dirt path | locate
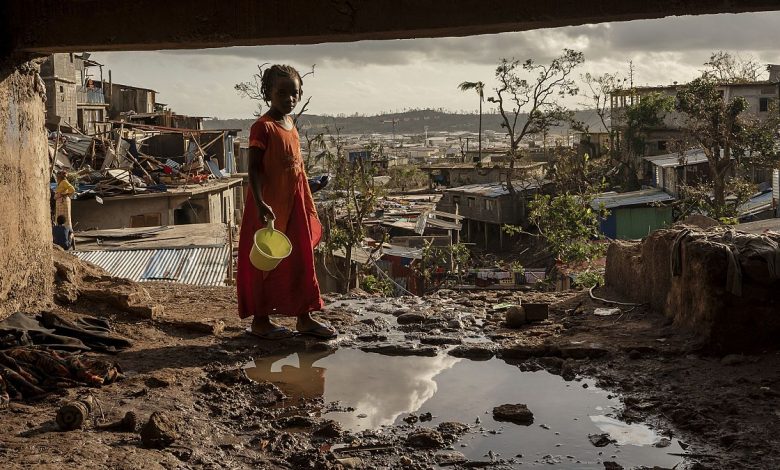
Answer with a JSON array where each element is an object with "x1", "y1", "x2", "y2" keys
[{"x1": 0, "y1": 281, "x2": 777, "y2": 469}]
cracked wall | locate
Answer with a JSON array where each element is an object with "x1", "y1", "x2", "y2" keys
[
  {"x1": 0, "y1": 60, "x2": 52, "y2": 319},
  {"x1": 606, "y1": 229, "x2": 780, "y2": 352}
]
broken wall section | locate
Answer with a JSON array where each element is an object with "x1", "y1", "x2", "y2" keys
[
  {"x1": 0, "y1": 60, "x2": 53, "y2": 319},
  {"x1": 606, "y1": 228, "x2": 780, "y2": 352}
]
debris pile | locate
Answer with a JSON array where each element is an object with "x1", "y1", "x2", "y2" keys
[{"x1": 49, "y1": 123, "x2": 235, "y2": 201}]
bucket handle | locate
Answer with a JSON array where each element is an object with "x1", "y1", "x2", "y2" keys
[{"x1": 265, "y1": 217, "x2": 275, "y2": 232}]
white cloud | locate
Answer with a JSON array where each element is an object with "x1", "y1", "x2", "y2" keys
[{"x1": 89, "y1": 11, "x2": 780, "y2": 118}]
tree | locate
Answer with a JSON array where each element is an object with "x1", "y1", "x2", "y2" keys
[
  {"x1": 702, "y1": 51, "x2": 764, "y2": 83},
  {"x1": 387, "y1": 164, "x2": 427, "y2": 192},
  {"x1": 581, "y1": 72, "x2": 673, "y2": 190},
  {"x1": 618, "y1": 93, "x2": 675, "y2": 189},
  {"x1": 302, "y1": 131, "x2": 327, "y2": 174},
  {"x1": 319, "y1": 127, "x2": 381, "y2": 292},
  {"x1": 486, "y1": 49, "x2": 584, "y2": 194},
  {"x1": 675, "y1": 76, "x2": 763, "y2": 220},
  {"x1": 458, "y1": 81, "x2": 485, "y2": 161},
  {"x1": 234, "y1": 63, "x2": 316, "y2": 127}
]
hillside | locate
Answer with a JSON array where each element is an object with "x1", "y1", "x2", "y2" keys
[{"x1": 204, "y1": 108, "x2": 605, "y2": 137}]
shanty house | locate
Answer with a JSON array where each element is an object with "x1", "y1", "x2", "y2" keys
[
  {"x1": 436, "y1": 180, "x2": 550, "y2": 249},
  {"x1": 643, "y1": 149, "x2": 712, "y2": 197},
  {"x1": 591, "y1": 189, "x2": 675, "y2": 239},
  {"x1": 71, "y1": 178, "x2": 242, "y2": 230}
]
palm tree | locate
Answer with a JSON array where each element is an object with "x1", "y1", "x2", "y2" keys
[{"x1": 458, "y1": 81, "x2": 485, "y2": 162}]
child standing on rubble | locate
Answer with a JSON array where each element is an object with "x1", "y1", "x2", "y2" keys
[{"x1": 236, "y1": 64, "x2": 336, "y2": 340}]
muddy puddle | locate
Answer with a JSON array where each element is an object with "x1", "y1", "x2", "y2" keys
[{"x1": 245, "y1": 348, "x2": 684, "y2": 468}]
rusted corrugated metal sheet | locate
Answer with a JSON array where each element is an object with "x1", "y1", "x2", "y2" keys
[{"x1": 74, "y1": 246, "x2": 229, "y2": 286}]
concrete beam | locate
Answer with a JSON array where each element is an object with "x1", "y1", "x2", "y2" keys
[{"x1": 6, "y1": 1, "x2": 780, "y2": 53}]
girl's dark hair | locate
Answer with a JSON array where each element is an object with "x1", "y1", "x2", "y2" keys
[{"x1": 260, "y1": 64, "x2": 303, "y2": 103}]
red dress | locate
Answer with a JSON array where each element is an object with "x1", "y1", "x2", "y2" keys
[{"x1": 236, "y1": 114, "x2": 324, "y2": 318}]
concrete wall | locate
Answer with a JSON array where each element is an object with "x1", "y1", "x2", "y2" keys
[
  {"x1": 40, "y1": 53, "x2": 77, "y2": 127},
  {"x1": 0, "y1": 60, "x2": 52, "y2": 319},
  {"x1": 72, "y1": 195, "x2": 189, "y2": 230}
]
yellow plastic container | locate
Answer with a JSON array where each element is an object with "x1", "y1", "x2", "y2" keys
[{"x1": 249, "y1": 219, "x2": 292, "y2": 271}]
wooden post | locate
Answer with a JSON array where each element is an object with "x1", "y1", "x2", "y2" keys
[{"x1": 483, "y1": 221, "x2": 488, "y2": 248}]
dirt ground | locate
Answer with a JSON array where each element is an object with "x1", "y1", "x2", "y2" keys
[{"x1": 1, "y1": 268, "x2": 779, "y2": 469}]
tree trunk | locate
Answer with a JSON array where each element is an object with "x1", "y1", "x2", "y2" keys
[
  {"x1": 344, "y1": 246, "x2": 353, "y2": 293},
  {"x1": 478, "y1": 100, "x2": 482, "y2": 161}
]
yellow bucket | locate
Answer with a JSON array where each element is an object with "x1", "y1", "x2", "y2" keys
[{"x1": 249, "y1": 219, "x2": 292, "y2": 271}]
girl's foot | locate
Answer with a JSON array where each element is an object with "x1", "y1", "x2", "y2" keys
[
  {"x1": 249, "y1": 316, "x2": 293, "y2": 339},
  {"x1": 296, "y1": 313, "x2": 337, "y2": 339}
]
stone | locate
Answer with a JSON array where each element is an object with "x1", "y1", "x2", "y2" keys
[
  {"x1": 173, "y1": 318, "x2": 225, "y2": 336},
  {"x1": 437, "y1": 421, "x2": 469, "y2": 435},
  {"x1": 588, "y1": 433, "x2": 615, "y2": 447},
  {"x1": 334, "y1": 457, "x2": 363, "y2": 468},
  {"x1": 505, "y1": 306, "x2": 526, "y2": 328},
  {"x1": 448, "y1": 344, "x2": 495, "y2": 359},
  {"x1": 140, "y1": 411, "x2": 179, "y2": 448},
  {"x1": 360, "y1": 343, "x2": 438, "y2": 357},
  {"x1": 447, "y1": 319, "x2": 464, "y2": 329},
  {"x1": 721, "y1": 354, "x2": 746, "y2": 366},
  {"x1": 560, "y1": 345, "x2": 609, "y2": 359},
  {"x1": 500, "y1": 344, "x2": 559, "y2": 359},
  {"x1": 603, "y1": 462, "x2": 624, "y2": 470},
  {"x1": 420, "y1": 335, "x2": 462, "y2": 346},
  {"x1": 523, "y1": 303, "x2": 549, "y2": 321},
  {"x1": 312, "y1": 420, "x2": 342, "y2": 439},
  {"x1": 654, "y1": 438, "x2": 672, "y2": 448},
  {"x1": 406, "y1": 428, "x2": 445, "y2": 448},
  {"x1": 493, "y1": 404, "x2": 534, "y2": 426},
  {"x1": 435, "y1": 450, "x2": 467, "y2": 466},
  {"x1": 627, "y1": 349, "x2": 642, "y2": 360},
  {"x1": 397, "y1": 312, "x2": 426, "y2": 324}
]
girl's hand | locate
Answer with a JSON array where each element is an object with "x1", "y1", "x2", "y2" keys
[{"x1": 257, "y1": 201, "x2": 276, "y2": 222}]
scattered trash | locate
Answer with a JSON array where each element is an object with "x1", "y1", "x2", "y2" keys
[
  {"x1": 594, "y1": 308, "x2": 621, "y2": 317},
  {"x1": 523, "y1": 303, "x2": 549, "y2": 321},
  {"x1": 96, "y1": 411, "x2": 137, "y2": 432},
  {"x1": 57, "y1": 396, "x2": 96, "y2": 431}
]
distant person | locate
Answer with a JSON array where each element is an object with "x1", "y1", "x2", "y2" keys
[
  {"x1": 236, "y1": 64, "x2": 336, "y2": 340},
  {"x1": 52, "y1": 215, "x2": 73, "y2": 250},
  {"x1": 54, "y1": 170, "x2": 75, "y2": 229}
]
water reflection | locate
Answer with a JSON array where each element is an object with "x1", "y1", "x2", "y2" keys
[
  {"x1": 245, "y1": 349, "x2": 460, "y2": 429},
  {"x1": 590, "y1": 415, "x2": 661, "y2": 446},
  {"x1": 245, "y1": 349, "x2": 683, "y2": 469}
]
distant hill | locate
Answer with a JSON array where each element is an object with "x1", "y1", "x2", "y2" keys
[{"x1": 203, "y1": 108, "x2": 605, "y2": 137}]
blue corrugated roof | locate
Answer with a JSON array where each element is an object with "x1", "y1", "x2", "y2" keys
[
  {"x1": 73, "y1": 246, "x2": 229, "y2": 286},
  {"x1": 738, "y1": 190, "x2": 773, "y2": 217}
]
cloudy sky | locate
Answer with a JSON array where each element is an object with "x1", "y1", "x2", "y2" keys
[{"x1": 90, "y1": 11, "x2": 780, "y2": 119}]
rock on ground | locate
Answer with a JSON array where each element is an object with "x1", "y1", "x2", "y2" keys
[
  {"x1": 140, "y1": 411, "x2": 179, "y2": 449},
  {"x1": 406, "y1": 428, "x2": 445, "y2": 448},
  {"x1": 493, "y1": 404, "x2": 534, "y2": 425}
]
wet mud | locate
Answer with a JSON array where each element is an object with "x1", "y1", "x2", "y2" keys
[{"x1": 0, "y1": 283, "x2": 778, "y2": 469}]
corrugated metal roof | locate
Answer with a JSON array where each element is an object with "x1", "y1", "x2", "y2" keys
[
  {"x1": 63, "y1": 135, "x2": 94, "y2": 157},
  {"x1": 445, "y1": 180, "x2": 548, "y2": 197},
  {"x1": 73, "y1": 246, "x2": 229, "y2": 286},
  {"x1": 644, "y1": 149, "x2": 710, "y2": 168},
  {"x1": 738, "y1": 190, "x2": 773, "y2": 217},
  {"x1": 592, "y1": 189, "x2": 675, "y2": 209}
]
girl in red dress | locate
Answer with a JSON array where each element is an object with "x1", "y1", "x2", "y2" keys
[{"x1": 236, "y1": 64, "x2": 336, "y2": 340}]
